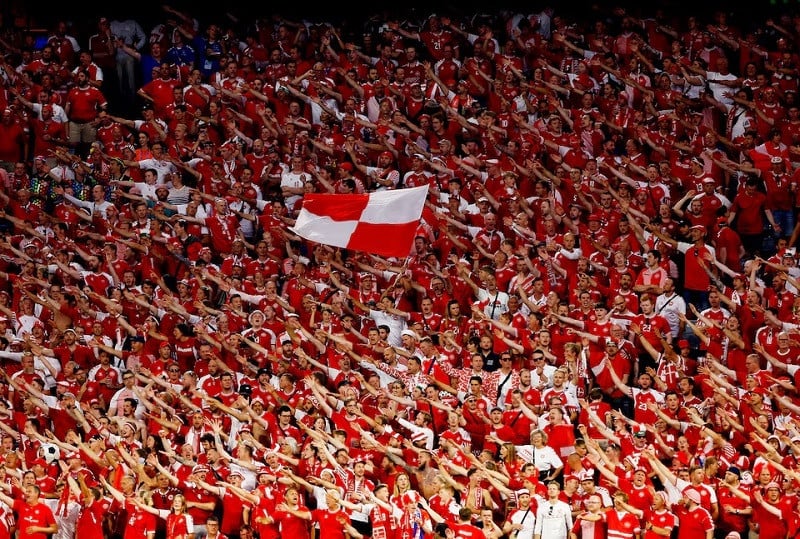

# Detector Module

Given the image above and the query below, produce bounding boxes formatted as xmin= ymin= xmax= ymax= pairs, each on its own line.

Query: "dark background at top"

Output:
xmin=2 ymin=0 xmax=785 ymax=45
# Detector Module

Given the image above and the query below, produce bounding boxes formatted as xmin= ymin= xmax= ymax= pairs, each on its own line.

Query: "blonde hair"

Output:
xmin=502 ymin=442 xmax=517 ymax=463
xmin=172 ymin=493 xmax=187 ymax=513
xmin=139 ymin=489 xmax=154 ymax=506
xmin=392 ymin=472 xmax=410 ymax=497
xmin=531 ymin=429 xmax=549 ymax=445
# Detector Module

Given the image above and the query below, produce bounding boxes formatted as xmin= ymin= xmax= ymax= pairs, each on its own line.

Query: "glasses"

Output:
xmin=548 ymin=506 xmax=554 ymax=516
xmin=168 ymin=368 xmax=180 ymax=373
xmin=501 ymin=357 xmax=511 ymax=361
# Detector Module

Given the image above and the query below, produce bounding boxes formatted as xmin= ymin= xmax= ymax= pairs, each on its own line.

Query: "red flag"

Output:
xmin=291 ymin=187 xmax=428 ymax=258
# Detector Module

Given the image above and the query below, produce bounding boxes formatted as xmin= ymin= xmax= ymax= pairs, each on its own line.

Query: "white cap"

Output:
xmin=401 ymin=329 xmax=418 ymax=340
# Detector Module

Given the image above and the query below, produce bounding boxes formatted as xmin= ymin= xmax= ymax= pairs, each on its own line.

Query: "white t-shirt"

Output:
xmin=280 ymin=171 xmax=306 ymax=212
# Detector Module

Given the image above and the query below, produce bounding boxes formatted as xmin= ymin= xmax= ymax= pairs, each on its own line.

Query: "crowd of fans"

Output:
xmin=0 ymin=3 xmax=800 ymax=539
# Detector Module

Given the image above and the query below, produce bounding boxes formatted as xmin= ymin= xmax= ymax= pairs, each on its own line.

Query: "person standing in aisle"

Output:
xmin=535 ymin=482 xmax=573 ymax=539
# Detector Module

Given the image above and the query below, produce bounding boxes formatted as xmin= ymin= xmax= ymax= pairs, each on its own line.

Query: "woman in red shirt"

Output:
xmin=132 ymin=493 xmax=194 ymax=539
xmin=171 ymin=323 xmax=198 ymax=371
xmin=498 ymin=442 xmax=526 ymax=480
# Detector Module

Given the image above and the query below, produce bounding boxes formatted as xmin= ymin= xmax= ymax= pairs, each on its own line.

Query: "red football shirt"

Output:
xmin=311 ymin=507 xmax=350 ymax=539
xmin=13 ymin=500 xmax=56 ymax=539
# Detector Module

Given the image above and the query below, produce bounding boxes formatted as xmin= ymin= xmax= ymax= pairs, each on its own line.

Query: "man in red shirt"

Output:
xmin=182 ymin=197 xmax=243 ymax=256
xmin=588 ymin=339 xmax=633 ymax=415
xmin=634 ymin=250 xmax=669 ymax=297
xmin=713 ymin=218 xmax=744 ymax=276
xmin=602 ymin=491 xmax=642 ymax=539
xmin=648 ymin=222 xmax=716 ymax=312
xmin=39 ymin=328 xmax=94 ymax=370
xmin=138 ymin=63 xmax=180 ymax=117
xmin=64 ymin=70 xmax=108 ymax=157
xmin=0 ymin=108 xmax=27 ymax=164
xmin=0 ymin=485 xmax=58 ymax=539
xmin=450 ymin=507 xmax=484 ymax=538
xmin=312 ymin=489 xmax=360 ymax=539
xmin=675 ymin=488 xmax=714 ymax=539
xmin=630 ymin=295 xmax=672 ymax=374
xmin=272 ymin=486 xmax=311 ymax=539
xmin=693 ymin=177 xmax=729 ymax=228
xmin=571 ymin=493 xmax=606 ymax=539
xmin=727 ymin=178 xmax=778 ymax=256
xmin=29 ymin=103 xmax=68 ymax=158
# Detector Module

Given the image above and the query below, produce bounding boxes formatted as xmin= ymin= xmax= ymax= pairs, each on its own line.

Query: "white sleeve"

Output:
xmin=64 ymin=193 xmax=92 ymax=211
xmin=155 ymin=509 xmax=170 ymax=520
xmin=559 ymin=248 xmax=581 ymax=260
xmin=0 ymin=351 xmax=23 ymax=361
xmin=108 ymin=390 xmax=122 ymax=413
xmin=675 ymin=477 xmax=690 ymax=491
xmin=230 ymin=287 xmax=266 ymax=306
xmin=663 ymin=480 xmax=682 ymax=505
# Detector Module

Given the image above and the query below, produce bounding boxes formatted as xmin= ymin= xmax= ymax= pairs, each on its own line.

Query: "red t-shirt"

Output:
xmin=730 ymin=190 xmax=768 ymax=235
xmin=218 ymin=489 xmax=249 ymax=536
xmin=677 ymin=242 xmax=715 ymax=292
xmin=643 ymin=509 xmax=677 ymax=539
xmin=75 ymin=496 xmax=111 ymax=539
xmin=674 ymin=505 xmax=714 ymax=539
xmin=311 ymin=507 xmax=350 ymax=539
xmin=65 ymin=86 xmax=106 ymax=122
xmin=13 ymin=500 xmax=56 ymax=539
xmin=123 ymin=500 xmax=158 ymax=539
xmin=450 ymin=522 xmax=485 ymax=538
xmin=273 ymin=506 xmax=310 ymax=539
